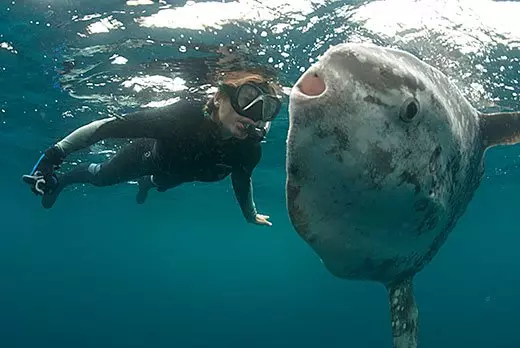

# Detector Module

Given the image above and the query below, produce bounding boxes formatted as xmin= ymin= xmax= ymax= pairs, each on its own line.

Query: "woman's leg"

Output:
xmin=135 ymin=173 xmax=183 ymax=204
xmin=41 ymin=139 xmax=155 ymax=208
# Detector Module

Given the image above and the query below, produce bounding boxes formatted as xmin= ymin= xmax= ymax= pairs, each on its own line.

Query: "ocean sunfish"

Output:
xmin=285 ymin=42 xmax=520 ymax=348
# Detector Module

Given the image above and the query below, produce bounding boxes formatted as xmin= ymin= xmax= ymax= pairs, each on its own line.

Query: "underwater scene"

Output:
xmin=1 ymin=1 xmax=519 ymax=347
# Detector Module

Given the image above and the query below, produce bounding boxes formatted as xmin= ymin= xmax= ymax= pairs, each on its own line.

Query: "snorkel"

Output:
xmin=244 ymin=121 xmax=271 ymax=142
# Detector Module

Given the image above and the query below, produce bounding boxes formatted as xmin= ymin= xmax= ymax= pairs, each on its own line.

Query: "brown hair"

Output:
xmin=220 ymin=70 xmax=281 ymax=94
xmin=205 ymin=70 xmax=282 ymax=116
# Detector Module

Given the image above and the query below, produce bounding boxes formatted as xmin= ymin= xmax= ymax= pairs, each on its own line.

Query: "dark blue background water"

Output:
xmin=1 ymin=1 xmax=519 ymax=347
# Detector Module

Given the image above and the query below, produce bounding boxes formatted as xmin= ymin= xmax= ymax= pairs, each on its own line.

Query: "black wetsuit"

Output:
xmin=47 ymin=98 xmax=261 ymax=221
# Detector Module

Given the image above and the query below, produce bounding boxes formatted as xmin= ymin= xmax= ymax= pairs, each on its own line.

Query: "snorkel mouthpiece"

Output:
xmin=245 ymin=123 xmax=267 ymax=142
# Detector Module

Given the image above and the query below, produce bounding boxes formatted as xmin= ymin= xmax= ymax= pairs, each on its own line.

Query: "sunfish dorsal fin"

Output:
xmin=480 ymin=111 xmax=520 ymax=149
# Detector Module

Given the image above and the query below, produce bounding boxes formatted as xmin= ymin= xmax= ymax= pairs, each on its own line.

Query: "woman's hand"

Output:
xmin=253 ymin=213 xmax=272 ymax=226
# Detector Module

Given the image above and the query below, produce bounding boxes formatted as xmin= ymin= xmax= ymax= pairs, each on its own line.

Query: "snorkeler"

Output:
xmin=22 ymin=70 xmax=282 ymax=227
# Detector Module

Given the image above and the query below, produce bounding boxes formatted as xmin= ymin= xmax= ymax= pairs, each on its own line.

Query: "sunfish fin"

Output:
xmin=386 ymin=277 xmax=419 ymax=348
xmin=480 ymin=111 xmax=520 ymax=149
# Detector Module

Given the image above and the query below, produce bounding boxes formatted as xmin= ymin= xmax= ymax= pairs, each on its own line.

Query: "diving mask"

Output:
xmin=220 ymin=82 xmax=281 ymax=123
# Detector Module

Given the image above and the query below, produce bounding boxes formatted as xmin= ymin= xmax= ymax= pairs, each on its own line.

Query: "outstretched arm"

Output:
xmin=230 ymin=146 xmax=271 ymax=226
xmin=56 ymin=103 xmax=182 ymax=157
xmin=231 ymin=168 xmax=258 ymax=222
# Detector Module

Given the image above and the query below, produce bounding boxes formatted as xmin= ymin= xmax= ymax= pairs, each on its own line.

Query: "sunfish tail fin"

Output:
xmin=386 ymin=277 xmax=419 ymax=348
xmin=480 ymin=111 xmax=520 ymax=149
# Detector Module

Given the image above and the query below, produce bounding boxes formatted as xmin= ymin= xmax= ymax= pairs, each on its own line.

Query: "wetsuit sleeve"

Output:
xmin=55 ymin=103 xmax=191 ymax=157
xmin=231 ymin=144 xmax=261 ymax=222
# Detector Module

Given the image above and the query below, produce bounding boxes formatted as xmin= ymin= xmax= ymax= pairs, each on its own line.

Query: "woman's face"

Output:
xmin=216 ymin=95 xmax=260 ymax=140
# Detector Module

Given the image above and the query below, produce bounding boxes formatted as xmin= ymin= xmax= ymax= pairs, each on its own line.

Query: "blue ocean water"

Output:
xmin=1 ymin=0 xmax=519 ymax=347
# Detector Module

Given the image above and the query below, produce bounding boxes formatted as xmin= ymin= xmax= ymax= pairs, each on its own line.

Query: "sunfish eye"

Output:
xmin=400 ymin=97 xmax=420 ymax=123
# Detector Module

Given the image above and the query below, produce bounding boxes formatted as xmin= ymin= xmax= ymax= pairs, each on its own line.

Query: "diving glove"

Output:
xmin=22 ymin=145 xmax=64 ymax=195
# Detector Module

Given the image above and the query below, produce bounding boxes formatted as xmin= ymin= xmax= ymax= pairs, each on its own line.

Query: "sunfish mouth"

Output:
xmin=292 ymin=69 xmax=327 ymax=100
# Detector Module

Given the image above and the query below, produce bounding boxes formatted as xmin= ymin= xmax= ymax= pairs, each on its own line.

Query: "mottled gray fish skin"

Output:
xmin=286 ymin=41 xmax=520 ymax=348
xmin=286 ymin=42 xmax=485 ymax=284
